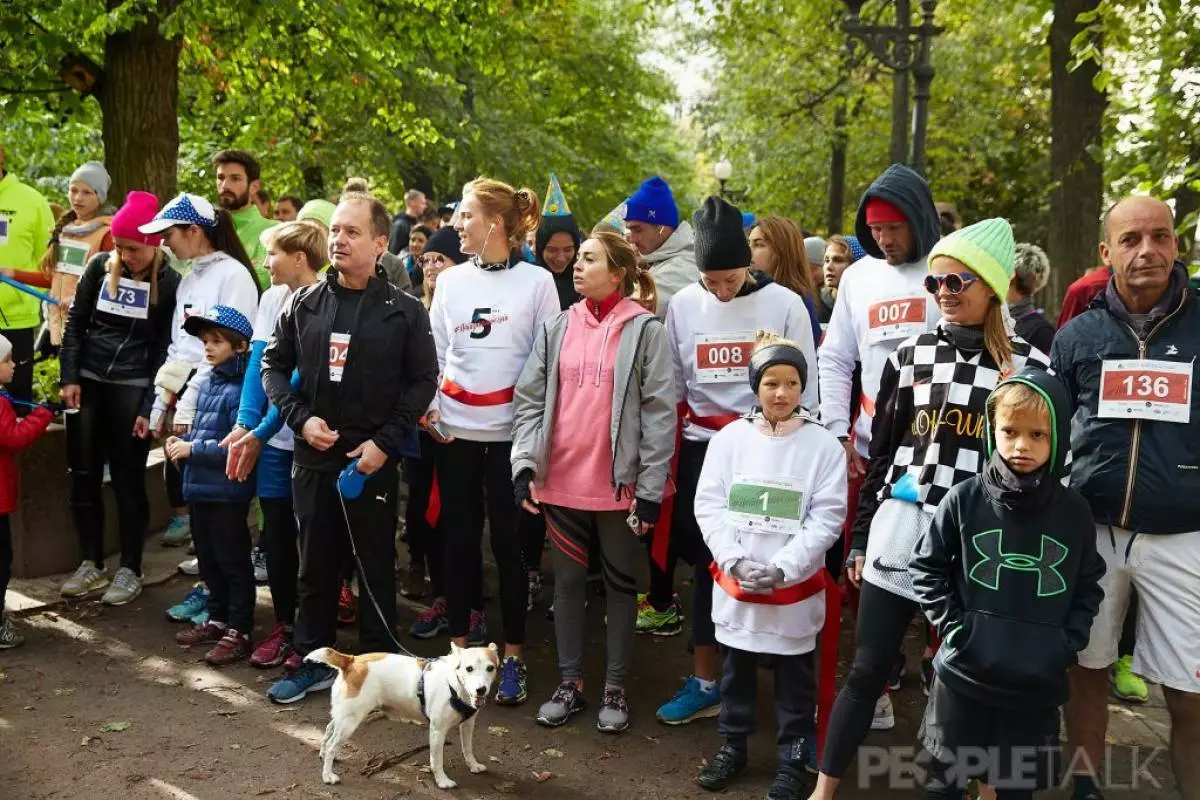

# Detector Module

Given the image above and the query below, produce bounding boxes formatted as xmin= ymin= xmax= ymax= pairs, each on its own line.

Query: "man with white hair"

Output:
xmin=1005 ymin=242 xmax=1055 ymax=354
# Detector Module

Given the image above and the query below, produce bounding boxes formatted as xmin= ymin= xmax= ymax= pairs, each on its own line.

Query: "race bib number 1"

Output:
xmin=55 ymin=238 xmax=90 ymax=276
xmin=695 ymin=332 xmax=755 ymax=383
xmin=96 ymin=277 xmax=150 ymax=319
xmin=867 ymin=296 xmax=926 ymax=344
xmin=727 ymin=476 xmax=805 ymax=535
xmin=329 ymin=333 xmax=351 ymax=383
xmin=1099 ymin=359 xmax=1192 ymax=423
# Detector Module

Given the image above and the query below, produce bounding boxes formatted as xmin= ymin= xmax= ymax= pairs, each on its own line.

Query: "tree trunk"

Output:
xmin=827 ymin=103 xmax=848 ymax=234
xmin=1046 ymin=0 xmax=1105 ymax=316
xmin=98 ymin=4 xmax=182 ymax=201
xmin=1177 ymin=179 xmax=1199 ymax=263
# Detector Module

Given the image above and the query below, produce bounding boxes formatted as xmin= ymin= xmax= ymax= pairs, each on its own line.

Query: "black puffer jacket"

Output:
xmin=1051 ymin=263 xmax=1200 ymax=534
xmin=59 ymin=251 xmax=181 ymax=417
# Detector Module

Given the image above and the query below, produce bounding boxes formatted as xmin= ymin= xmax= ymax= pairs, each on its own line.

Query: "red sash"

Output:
xmin=709 ymin=562 xmax=825 ymax=605
xmin=440 ymin=378 xmax=514 ymax=407
xmin=684 ymin=405 xmax=742 ymax=431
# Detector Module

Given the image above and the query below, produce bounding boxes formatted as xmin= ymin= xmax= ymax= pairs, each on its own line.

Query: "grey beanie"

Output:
xmin=70 ymin=161 xmax=111 ymax=204
xmin=804 ymin=236 xmax=827 ymax=268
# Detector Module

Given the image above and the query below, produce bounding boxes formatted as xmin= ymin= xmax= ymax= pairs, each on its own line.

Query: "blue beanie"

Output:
xmin=844 ymin=235 xmax=867 ymax=263
xmin=622 ymin=176 xmax=679 ymax=228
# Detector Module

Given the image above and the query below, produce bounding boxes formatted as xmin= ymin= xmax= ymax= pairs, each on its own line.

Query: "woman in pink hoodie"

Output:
xmin=511 ymin=231 xmax=676 ymax=734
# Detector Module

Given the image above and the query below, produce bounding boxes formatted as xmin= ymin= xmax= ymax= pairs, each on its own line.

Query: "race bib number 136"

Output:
xmin=1099 ymin=359 xmax=1192 ymax=423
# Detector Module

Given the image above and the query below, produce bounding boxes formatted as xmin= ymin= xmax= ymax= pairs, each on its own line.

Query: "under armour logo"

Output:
xmin=1166 ymin=344 xmax=1179 ymax=355
xmin=969 ymin=530 xmax=1068 ymax=597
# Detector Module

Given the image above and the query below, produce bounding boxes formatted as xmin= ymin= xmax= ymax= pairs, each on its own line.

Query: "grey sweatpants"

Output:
xmin=543 ymin=504 xmax=640 ymax=689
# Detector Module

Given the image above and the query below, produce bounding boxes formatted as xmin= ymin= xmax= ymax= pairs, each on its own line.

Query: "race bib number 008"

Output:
xmin=727 ymin=476 xmax=805 ymax=535
xmin=867 ymin=296 xmax=926 ymax=344
xmin=1099 ymin=359 xmax=1191 ymax=424
xmin=96 ymin=277 xmax=150 ymax=319
xmin=695 ymin=332 xmax=754 ymax=384
xmin=329 ymin=333 xmax=351 ymax=383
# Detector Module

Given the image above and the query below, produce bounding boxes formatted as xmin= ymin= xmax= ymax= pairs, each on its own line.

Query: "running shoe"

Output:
xmin=635 ymin=594 xmax=683 ymax=637
xmin=536 ymin=681 xmax=586 ymax=727
xmin=205 ymin=628 xmax=249 ymax=666
xmin=0 ymin=617 xmax=25 ymax=649
xmin=596 ymin=687 xmax=630 ymax=733
xmin=337 ymin=583 xmax=356 ymax=626
xmin=101 ymin=567 xmax=142 ymax=606
xmin=61 ymin=561 xmax=109 ymax=598
xmin=409 ymin=597 xmax=449 ymax=639
xmin=466 ymin=609 xmax=489 ymax=647
xmin=252 ymin=548 xmax=268 ymax=584
xmin=495 ymin=656 xmax=528 ymax=706
xmin=178 ymin=557 xmax=200 ymax=576
xmin=1110 ymin=654 xmax=1149 ymax=703
xmin=268 ymin=661 xmax=336 ymax=704
xmin=871 ymin=694 xmax=895 ymax=731
xmin=250 ymin=623 xmax=294 ymax=668
xmin=176 ymin=621 xmax=226 ymax=647
xmin=166 ymin=585 xmax=208 ymax=622
xmin=656 ymin=676 xmax=720 ymax=725
xmin=161 ymin=514 xmax=191 ymax=547
xmin=696 ymin=744 xmax=747 ymax=791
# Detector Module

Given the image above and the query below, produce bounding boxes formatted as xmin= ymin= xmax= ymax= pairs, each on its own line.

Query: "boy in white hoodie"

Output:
xmin=693 ymin=335 xmax=847 ymax=800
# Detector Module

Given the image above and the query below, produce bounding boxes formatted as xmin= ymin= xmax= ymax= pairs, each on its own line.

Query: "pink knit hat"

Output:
xmin=110 ymin=191 xmax=163 ymax=246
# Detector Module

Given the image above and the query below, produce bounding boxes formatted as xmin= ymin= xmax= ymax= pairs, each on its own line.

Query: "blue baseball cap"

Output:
xmin=139 ymin=192 xmax=218 ymax=234
xmin=182 ymin=305 xmax=253 ymax=342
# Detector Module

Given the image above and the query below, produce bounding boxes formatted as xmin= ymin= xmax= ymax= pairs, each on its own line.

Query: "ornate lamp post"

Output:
xmin=714 ymin=156 xmax=733 ymax=198
xmin=841 ymin=0 xmax=942 ymax=174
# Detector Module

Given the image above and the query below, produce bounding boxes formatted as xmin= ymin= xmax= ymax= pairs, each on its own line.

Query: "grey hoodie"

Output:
xmin=643 ymin=221 xmax=699 ymax=319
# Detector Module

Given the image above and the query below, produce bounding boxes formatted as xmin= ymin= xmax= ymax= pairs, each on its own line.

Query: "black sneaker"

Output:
xmin=1072 ymin=776 xmax=1105 ymax=800
xmin=887 ymin=650 xmax=906 ymax=692
xmin=765 ymin=766 xmax=812 ymax=800
xmin=920 ymin=656 xmax=934 ymax=696
xmin=696 ymin=744 xmax=747 ymax=792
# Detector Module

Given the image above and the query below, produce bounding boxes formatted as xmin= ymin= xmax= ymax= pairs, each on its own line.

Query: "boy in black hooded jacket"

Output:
xmin=910 ymin=368 xmax=1105 ymax=799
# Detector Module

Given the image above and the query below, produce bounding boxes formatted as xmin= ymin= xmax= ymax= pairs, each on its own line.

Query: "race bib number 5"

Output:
xmin=96 ymin=277 xmax=150 ymax=319
xmin=1099 ymin=359 xmax=1192 ymax=423
xmin=727 ymin=476 xmax=805 ymax=535
xmin=329 ymin=333 xmax=351 ymax=383
xmin=867 ymin=296 xmax=926 ymax=344
xmin=695 ymin=332 xmax=754 ymax=383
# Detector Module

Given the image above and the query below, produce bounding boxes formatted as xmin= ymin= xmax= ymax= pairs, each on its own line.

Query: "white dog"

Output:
xmin=306 ymin=642 xmax=500 ymax=788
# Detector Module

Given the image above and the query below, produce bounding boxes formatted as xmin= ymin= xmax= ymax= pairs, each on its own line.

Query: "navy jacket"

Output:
xmin=183 ymin=354 xmax=255 ymax=503
xmin=1051 ymin=264 xmax=1200 ymax=534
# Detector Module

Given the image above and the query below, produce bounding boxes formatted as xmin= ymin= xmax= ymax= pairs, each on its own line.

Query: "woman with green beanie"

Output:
xmin=810 ymin=218 xmax=1053 ymax=799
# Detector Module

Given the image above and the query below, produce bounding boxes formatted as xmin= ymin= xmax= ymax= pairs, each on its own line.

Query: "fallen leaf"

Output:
xmin=488 ymin=756 xmax=502 ymax=764
xmin=542 ymin=747 xmax=564 ymax=758
xmin=533 ymin=770 xmax=554 ymax=783
xmin=54 ymin=687 xmax=75 ymax=697
xmin=492 ymin=781 xmax=518 ymax=794
xmin=230 ymin=743 xmax=241 ymax=750
xmin=487 ymin=725 xmax=508 ymax=736
xmin=101 ymin=721 xmax=132 ymax=733
xmin=80 ymin=736 xmax=93 ymax=746
xmin=643 ymin=735 xmax=659 ymax=744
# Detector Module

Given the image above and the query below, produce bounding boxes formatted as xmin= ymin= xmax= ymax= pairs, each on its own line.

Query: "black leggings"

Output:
xmin=66 ymin=379 xmax=152 ymax=573
xmin=820 ymin=580 xmax=919 ymax=777
xmin=402 ymin=432 xmax=446 ymax=597
xmin=3 ymin=327 xmax=34 ymax=411
xmin=165 ymin=453 xmax=186 ymax=508
xmin=261 ymin=497 xmax=299 ymax=625
xmin=0 ymin=514 xmax=11 ymax=613
xmin=434 ymin=438 xmax=525 ymax=644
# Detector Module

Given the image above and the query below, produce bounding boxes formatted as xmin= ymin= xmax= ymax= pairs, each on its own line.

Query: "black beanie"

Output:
xmin=749 ymin=343 xmax=808 ymax=394
xmin=692 ymin=195 xmax=752 ymax=272
xmin=424 ymin=226 xmax=466 ymax=265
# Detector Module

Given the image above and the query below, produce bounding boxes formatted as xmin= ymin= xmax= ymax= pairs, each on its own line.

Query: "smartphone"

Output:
xmin=427 ymin=417 xmax=451 ymax=440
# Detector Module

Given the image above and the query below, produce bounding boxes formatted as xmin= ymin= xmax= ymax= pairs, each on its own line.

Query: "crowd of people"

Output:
xmin=0 ymin=142 xmax=1198 ymax=800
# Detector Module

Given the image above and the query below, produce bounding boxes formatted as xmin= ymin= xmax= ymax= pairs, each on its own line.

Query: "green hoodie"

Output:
xmin=0 ymin=171 xmax=55 ymax=330
xmin=228 ymin=204 xmax=276 ymax=289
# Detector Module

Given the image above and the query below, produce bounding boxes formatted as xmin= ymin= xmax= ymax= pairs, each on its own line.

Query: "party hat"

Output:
xmin=543 ymin=173 xmax=571 ymax=217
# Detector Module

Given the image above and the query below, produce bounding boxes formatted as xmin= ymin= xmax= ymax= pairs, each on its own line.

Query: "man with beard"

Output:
xmin=212 ymin=149 xmax=277 ymax=289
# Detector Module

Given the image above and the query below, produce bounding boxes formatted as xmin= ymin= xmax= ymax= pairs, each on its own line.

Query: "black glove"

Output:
xmin=635 ymin=498 xmax=661 ymax=526
xmin=513 ymin=468 xmax=535 ymax=508
xmin=845 ymin=548 xmax=866 ymax=572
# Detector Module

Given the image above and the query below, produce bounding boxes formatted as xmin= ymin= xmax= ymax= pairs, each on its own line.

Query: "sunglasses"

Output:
xmin=418 ymin=253 xmax=448 ymax=268
xmin=924 ymin=272 xmax=979 ymax=295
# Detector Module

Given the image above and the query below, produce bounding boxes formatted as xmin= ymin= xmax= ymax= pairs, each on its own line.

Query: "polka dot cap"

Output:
xmin=138 ymin=192 xmax=218 ymax=234
xmin=181 ymin=304 xmax=254 ymax=341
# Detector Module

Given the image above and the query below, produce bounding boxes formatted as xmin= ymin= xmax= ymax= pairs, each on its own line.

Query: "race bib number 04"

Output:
xmin=727 ymin=476 xmax=805 ymax=535
xmin=1099 ymin=359 xmax=1192 ymax=424
xmin=695 ymin=332 xmax=754 ymax=384
xmin=55 ymin=238 xmax=90 ymax=276
xmin=96 ymin=277 xmax=150 ymax=319
xmin=329 ymin=332 xmax=351 ymax=383
xmin=867 ymin=296 xmax=926 ymax=345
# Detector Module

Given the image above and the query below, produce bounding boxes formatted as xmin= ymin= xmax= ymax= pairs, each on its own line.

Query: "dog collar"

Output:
xmin=416 ymin=659 xmax=478 ymax=721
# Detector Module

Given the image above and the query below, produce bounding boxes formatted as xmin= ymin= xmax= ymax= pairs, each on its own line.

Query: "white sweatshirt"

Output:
xmin=250 ymin=284 xmax=296 ymax=451
xmin=816 ymin=255 xmax=938 ymax=457
xmin=666 ymin=279 xmax=818 ymax=442
xmin=429 ymin=260 xmax=559 ymax=441
xmin=696 ymin=415 xmax=847 ymax=655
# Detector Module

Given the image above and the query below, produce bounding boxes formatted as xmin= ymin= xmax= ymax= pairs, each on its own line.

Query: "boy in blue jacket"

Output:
xmin=910 ymin=368 xmax=1105 ymax=798
xmin=165 ymin=306 xmax=257 ymax=666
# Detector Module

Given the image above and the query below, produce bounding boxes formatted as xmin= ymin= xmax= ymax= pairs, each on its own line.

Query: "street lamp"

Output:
xmin=714 ymin=157 xmax=733 ymax=198
xmin=841 ymin=0 xmax=942 ymax=174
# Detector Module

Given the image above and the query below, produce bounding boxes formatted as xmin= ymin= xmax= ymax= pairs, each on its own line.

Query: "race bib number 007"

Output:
xmin=695 ymin=332 xmax=754 ymax=384
xmin=867 ymin=296 xmax=926 ymax=345
xmin=727 ymin=476 xmax=805 ymax=535
xmin=329 ymin=333 xmax=351 ymax=383
xmin=96 ymin=277 xmax=150 ymax=319
xmin=1099 ymin=359 xmax=1192 ymax=424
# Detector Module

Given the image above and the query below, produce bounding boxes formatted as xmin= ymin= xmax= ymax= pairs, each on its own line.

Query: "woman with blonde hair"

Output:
xmin=749 ymin=216 xmax=822 ymax=345
xmin=426 ymin=177 xmax=559 ymax=705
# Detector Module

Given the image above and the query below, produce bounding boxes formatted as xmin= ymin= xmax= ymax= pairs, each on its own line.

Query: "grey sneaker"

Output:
xmin=252 ymin=548 xmax=268 ymax=584
xmin=101 ymin=567 xmax=143 ymax=606
xmin=536 ymin=682 xmax=586 ymax=727
xmin=0 ymin=617 xmax=25 ymax=649
xmin=61 ymin=561 xmax=109 ymax=598
xmin=597 ymin=687 xmax=630 ymax=733
xmin=161 ymin=515 xmax=191 ymax=547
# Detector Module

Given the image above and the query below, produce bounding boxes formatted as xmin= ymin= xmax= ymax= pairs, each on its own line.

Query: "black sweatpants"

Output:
xmin=66 ymin=379 xmax=152 ymax=573
xmin=720 ymin=645 xmax=817 ymax=765
xmin=191 ymin=500 xmax=254 ymax=634
xmin=0 ymin=514 xmax=11 ymax=614
xmin=821 ymin=580 xmax=919 ymax=777
xmin=434 ymin=438 xmax=525 ymax=644
xmin=292 ymin=463 xmax=400 ymax=655
xmin=165 ymin=455 xmax=186 ymax=508
xmin=260 ymin=497 xmax=299 ymax=625
xmin=402 ymin=432 xmax=445 ymax=597
xmin=647 ymin=438 xmax=715 ymax=647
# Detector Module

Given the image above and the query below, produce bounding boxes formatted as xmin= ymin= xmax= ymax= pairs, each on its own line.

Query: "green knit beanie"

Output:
xmin=928 ymin=217 xmax=1015 ymax=301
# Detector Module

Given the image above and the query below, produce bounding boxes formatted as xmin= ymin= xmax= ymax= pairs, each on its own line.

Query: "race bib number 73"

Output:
xmin=1099 ymin=359 xmax=1192 ymax=424
xmin=96 ymin=277 xmax=150 ymax=319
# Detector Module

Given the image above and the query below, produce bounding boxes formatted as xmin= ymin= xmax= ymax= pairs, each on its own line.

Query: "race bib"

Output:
xmin=727 ymin=475 xmax=805 ymax=535
xmin=695 ymin=332 xmax=755 ymax=384
xmin=867 ymin=296 xmax=926 ymax=345
xmin=329 ymin=333 xmax=351 ymax=383
xmin=55 ymin=238 xmax=90 ymax=276
xmin=96 ymin=277 xmax=150 ymax=319
xmin=457 ymin=306 xmax=513 ymax=350
xmin=0 ymin=214 xmax=9 ymax=246
xmin=1099 ymin=359 xmax=1192 ymax=424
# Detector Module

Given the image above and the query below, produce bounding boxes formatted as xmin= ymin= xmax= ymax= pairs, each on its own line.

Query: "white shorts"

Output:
xmin=1077 ymin=524 xmax=1200 ymax=693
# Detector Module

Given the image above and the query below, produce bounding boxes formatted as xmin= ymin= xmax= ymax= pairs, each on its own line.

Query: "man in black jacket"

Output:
xmin=262 ymin=192 xmax=438 ymax=704
xmin=1053 ymin=195 xmax=1200 ymax=800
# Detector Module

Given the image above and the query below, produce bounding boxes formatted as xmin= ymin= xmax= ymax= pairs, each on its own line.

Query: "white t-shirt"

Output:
xmin=251 ymin=284 xmax=295 ymax=451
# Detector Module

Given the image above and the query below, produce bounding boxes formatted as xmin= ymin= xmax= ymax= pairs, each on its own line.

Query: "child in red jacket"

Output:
xmin=0 ymin=334 xmax=55 ymax=649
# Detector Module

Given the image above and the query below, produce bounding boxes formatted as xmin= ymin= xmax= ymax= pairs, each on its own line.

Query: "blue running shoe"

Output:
xmin=656 ymin=675 xmax=720 ymax=725
xmin=495 ymin=655 xmax=528 ymax=706
xmin=166 ymin=585 xmax=208 ymax=622
xmin=409 ymin=597 xmax=449 ymax=639
xmin=267 ymin=662 xmax=336 ymax=704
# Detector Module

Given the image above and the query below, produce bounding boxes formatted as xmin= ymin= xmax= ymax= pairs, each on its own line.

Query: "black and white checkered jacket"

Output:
xmin=850 ymin=322 xmax=1051 ymax=551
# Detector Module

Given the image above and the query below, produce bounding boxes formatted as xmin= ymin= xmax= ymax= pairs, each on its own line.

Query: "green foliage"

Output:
xmin=32 ymin=358 xmax=60 ymax=406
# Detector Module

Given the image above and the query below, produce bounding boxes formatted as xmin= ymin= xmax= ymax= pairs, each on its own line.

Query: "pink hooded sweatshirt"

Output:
xmin=537 ymin=295 xmax=651 ymax=510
